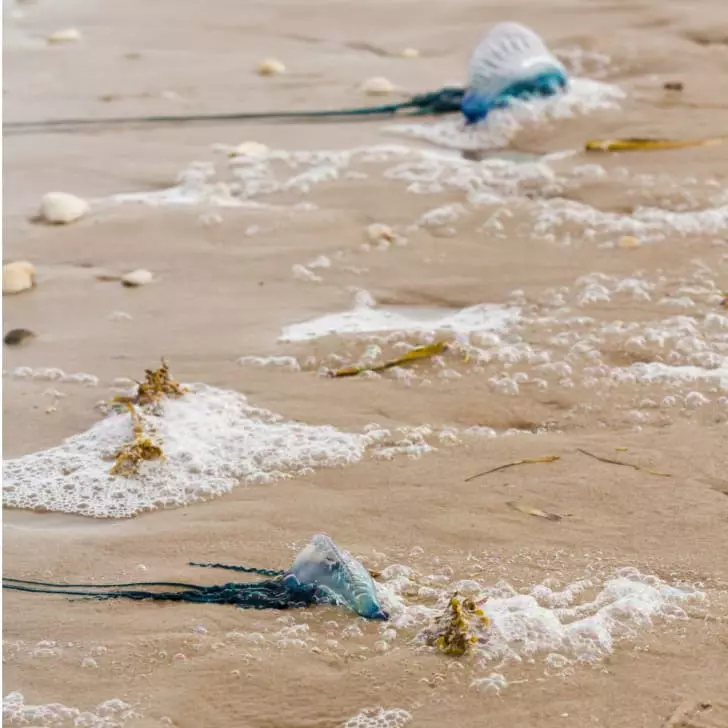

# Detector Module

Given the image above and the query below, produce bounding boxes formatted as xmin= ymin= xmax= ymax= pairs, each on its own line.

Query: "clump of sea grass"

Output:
xmin=110 ymin=403 xmax=164 ymax=477
xmin=424 ymin=592 xmax=490 ymax=656
xmin=110 ymin=359 xmax=185 ymax=477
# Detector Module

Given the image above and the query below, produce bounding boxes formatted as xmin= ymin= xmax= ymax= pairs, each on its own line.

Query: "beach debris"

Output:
xmin=400 ymin=48 xmax=420 ymax=59
xmin=360 ymin=76 xmax=396 ymax=96
xmin=327 ymin=341 xmax=449 ymax=378
xmin=465 ymin=455 xmax=560 ymax=482
xmin=576 ymin=448 xmax=672 ymax=477
xmin=423 ymin=592 xmax=490 ymax=656
xmin=365 ymin=222 xmax=404 ymax=247
xmin=3 ymin=534 xmax=389 ymax=620
xmin=46 ymin=28 xmax=82 ymax=44
xmin=110 ymin=402 xmax=164 ymax=476
xmin=506 ymin=500 xmax=562 ymax=521
xmin=585 ymin=136 xmax=727 ymax=152
xmin=3 ymin=261 xmax=36 ymax=295
xmin=39 ymin=192 xmax=89 ymax=224
xmin=114 ymin=359 xmax=187 ymax=408
xmin=256 ymin=58 xmax=286 ymax=76
xmin=663 ymin=81 xmax=684 ymax=91
xmin=720 ymin=293 xmax=728 ymax=309
xmin=121 ymin=269 xmax=154 ymax=288
xmin=618 ymin=235 xmax=641 ymax=249
xmin=4 ymin=329 xmax=36 ymax=347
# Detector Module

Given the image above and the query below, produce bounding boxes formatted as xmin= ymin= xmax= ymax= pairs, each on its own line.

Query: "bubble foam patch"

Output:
xmin=1 ymin=384 xmax=433 ymax=518
xmin=2 ymin=692 xmax=139 ymax=727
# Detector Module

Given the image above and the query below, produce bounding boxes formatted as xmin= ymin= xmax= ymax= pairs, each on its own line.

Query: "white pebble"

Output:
xmin=3 ymin=261 xmax=36 ymax=295
xmin=400 ymin=48 xmax=420 ymax=58
xmin=121 ymin=269 xmax=154 ymax=287
xmin=360 ymin=77 xmax=396 ymax=96
xmin=46 ymin=28 xmax=82 ymax=44
xmin=40 ymin=192 xmax=89 ymax=224
xmin=256 ymin=59 xmax=285 ymax=76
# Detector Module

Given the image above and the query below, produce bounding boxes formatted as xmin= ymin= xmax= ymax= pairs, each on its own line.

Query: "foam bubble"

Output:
xmin=342 ymin=707 xmax=413 ymax=728
xmin=2 ymin=692 xmax=138 ymax=727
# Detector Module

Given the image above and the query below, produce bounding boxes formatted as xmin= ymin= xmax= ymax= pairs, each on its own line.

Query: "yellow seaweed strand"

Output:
xmin=110 ymin=403 xmax=165 ymax=477
xmin=576 ymin=448 xmax=671 ymax=477
xmin=328 ymin=341 xmax=449 ymax=378
xmin=506 ymin=500 xmax=562 ymax=521
xmin=465 ymin=455 xmax=560 ymax=482
xmin=585 ymin=136 xmax=728 ymax=153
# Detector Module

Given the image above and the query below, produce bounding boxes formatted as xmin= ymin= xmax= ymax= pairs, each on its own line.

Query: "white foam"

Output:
xmin=628 ymin=362 xmax=728 ymax=391
xmin=342 ymin=707 xmax=413 ymax=728
xmin=375 ymin=566 xmax=702 ymax=688
xmin=279 ymin=303 xmax=521 ymax=342
xmin=2 ymin=692 xmax=139 ymax=727
xmin=1 ymin=383 xmax=434 ymax=518
xmin=387 ymin=78 xmax=625 ymax=151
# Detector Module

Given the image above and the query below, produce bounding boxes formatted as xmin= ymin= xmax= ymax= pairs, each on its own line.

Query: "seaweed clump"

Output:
xmin=423 ymin=592 xmax=491 ymax=656
xmin=110 ymin=359 xmax=186 ymax=477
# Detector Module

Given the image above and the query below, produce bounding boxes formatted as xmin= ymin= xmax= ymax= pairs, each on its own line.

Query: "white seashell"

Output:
xmin=3 ymin=261 xmax=36 ymax=295
xmin=360 ymin=77 xmax=396 ymax=96
xmin=366 ymin=223 xmax=405 ymax=247
xmin=121 ymin=269 xmax=154 ymax=287
xmin=400 ymin=48 xmax=420 ymax=59
xmin=46 ymin=28 xmax=82 ymax=44
xmin=40 ymin=192 xmax=89 ymax=224
xmin=256 ymin=59 xmax=285 ymax=76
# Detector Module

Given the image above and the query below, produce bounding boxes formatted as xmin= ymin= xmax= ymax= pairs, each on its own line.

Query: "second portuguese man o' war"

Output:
xmin=461 ymin=22 xmax=568 ymax=125
xmin=2 ymin=534 xmax=389 ymax=621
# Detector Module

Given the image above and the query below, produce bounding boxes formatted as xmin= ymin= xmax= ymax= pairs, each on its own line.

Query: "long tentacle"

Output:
xmin=3 ymin=576 xmax=206 ymax=590
xmin=188 ymin=562 xmax=285 ymax=577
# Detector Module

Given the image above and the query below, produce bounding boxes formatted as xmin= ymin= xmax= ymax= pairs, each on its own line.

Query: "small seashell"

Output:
xmin=40 ymin=192 xmax=89 ymax=224
xmin=360 ymin=76 xmax=396 ymax=96
xmin=256 ymin=58 xmax=285 ymax=76
xmin=121 ymin=269 xmax=154 ymax=287
xmin=618 ymin=235 xmax=641 ymax=249
xmin=4 ymin=329 xmax=36 ymax=347
xmin=400 ymin=48 xmax=420 ymax=58
xmin=46 ymin=28 xmax=82 ymax=44
xmin=3 ymin=261 xmax=36 ymax=295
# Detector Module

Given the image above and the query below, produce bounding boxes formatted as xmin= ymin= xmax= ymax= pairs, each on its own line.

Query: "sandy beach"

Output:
xmin=3 ymin=0 xmax=728 ymax=726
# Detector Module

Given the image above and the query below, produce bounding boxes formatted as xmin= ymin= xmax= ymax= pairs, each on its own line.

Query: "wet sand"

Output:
xmin=3 ymin=0 xmax=728 ymax=726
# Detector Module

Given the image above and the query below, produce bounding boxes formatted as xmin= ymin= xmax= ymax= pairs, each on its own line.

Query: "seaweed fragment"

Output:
xmin=465 ymin=455 xmax=560 ymax=482
xmin=114 ymin=358 xmax=187 ymax=408
xmin=327 ymin=341 xmax=449 ymax=378
xmin=110 ymin=403 xmax=164 ymax=477
xmin=585 ymin=135 xmax=728 ymax=152
xmin=506 ymin=500 xmax=562 ymax=521
xmin=424 ymin=592 xmax=490 ymax=656
xmin=577 ymin=448 xmax=671 ymax=477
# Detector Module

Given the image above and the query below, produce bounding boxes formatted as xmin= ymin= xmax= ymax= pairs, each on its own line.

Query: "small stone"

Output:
xmin=400 ymin=48 xmax=420 ymax=58
xmin=360 ymin=77 xmax=396 ymax=96
xmin=46 ymin=28 xmax=82 ymax=44
xmin=256 ymin=58 xmax=285 ymax=76
xmin=3 ymin=261 xmax=36 ymax=295
xmin=121 ymin=269 xmax=153 ymax=287
xmin=40 ymin=192 xmax=89 ymax=224
xmin=663 ymin=81 xmax=683 ymax=91
xmin=4 ymin=329 xmax=36 ymax=347
xmin=618 ymin=235 xmax=641 ymax=249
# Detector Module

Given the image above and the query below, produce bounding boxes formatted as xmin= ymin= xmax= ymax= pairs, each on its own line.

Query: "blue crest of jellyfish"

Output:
xmin=462 ymin=22 xmax=568 ymax=125
xmin=284 ymin=534 xmax=389 ymax=620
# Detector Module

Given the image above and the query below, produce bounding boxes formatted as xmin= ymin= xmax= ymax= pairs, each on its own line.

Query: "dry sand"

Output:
xmin=3 ymin=0 xmax=728 ymax=726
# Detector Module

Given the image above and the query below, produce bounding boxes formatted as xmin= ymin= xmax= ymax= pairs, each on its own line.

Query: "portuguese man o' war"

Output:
xmin=461 ymin=22 xmax=568 ymax=125
xmin=2 ymin=534 xmax=389 ymax=621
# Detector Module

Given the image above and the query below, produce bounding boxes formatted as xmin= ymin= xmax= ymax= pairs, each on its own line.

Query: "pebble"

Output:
xmin=40 ymin=192 xmax=89 ymax=224
xmin=121 ymin=269 xmax=153 ymax=287
xmin=256 ymin=58 xmax=285 ymax=76
xmin=4 ymin=329 xmax=36 ymax=347
xmin=360 ymin=76 xmax=396 ymax=96
xmin=46 ymin=28 xmax=82 ymax=44
xmin=3 ymin=261 xmax=36 ymax=295
xmin=400 ymin=48 xmax=420 ymax=58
